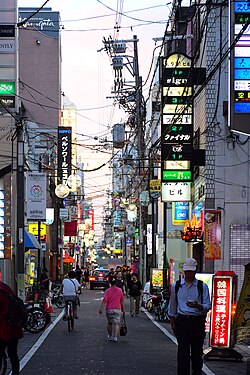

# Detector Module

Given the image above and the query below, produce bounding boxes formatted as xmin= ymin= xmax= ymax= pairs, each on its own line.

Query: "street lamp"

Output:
xmin=55 ymin=173 xmax=82 ymax=198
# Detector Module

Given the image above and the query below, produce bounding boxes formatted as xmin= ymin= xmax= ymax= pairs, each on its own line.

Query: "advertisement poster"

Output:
xmin=204 ymin=209 xmax=221 ymax=260
xmin=26 ymin=173 xmax=46 ymax=221
xmin=232 ymin=263 xmax=250 ymax=345
xmin=151 ymin=268 xmax=163 ymax=289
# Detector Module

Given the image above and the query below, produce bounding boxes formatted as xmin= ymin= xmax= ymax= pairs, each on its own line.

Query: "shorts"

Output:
xmin=106 ymin=309 xmax=121 ymax=324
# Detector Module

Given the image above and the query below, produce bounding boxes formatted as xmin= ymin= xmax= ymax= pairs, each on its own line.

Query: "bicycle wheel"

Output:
xmin=55 ymin=296 xmax=65 ymax=308
xmin=146 ymin=298 xmax=153 ymax=312
xmin=25 ymin=307 xmax=48 ymax=333
xmin=0 ymin=352 xmax=7 ymax=375
xmin=67 ymin=304 xmax=74 ymax=332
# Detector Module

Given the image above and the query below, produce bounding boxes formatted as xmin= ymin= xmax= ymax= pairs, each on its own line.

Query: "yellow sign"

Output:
xmin=150 ymin=180 xmax=161 ymax=193
xmin=28 ymin=223 xmax=47 ymax=236
xmin=114 ymin=249 xmax=122 ymax=255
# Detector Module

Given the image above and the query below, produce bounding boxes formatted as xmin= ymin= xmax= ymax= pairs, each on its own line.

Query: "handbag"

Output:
xmin=70 ymin=279 xmax=80 ymax=306
xmin=120 ymin=312 xmax=127 ymax=336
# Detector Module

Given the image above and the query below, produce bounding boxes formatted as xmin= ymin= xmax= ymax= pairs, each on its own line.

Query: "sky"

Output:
xmin=18 ymin=0 xmax=170 ymax=238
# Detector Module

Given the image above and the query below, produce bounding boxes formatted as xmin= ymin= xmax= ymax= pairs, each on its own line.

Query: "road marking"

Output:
xmin=143 ymin=309 xmax=216 ymax=375
xmin=9 ymin=310 xmax=64 ymax=374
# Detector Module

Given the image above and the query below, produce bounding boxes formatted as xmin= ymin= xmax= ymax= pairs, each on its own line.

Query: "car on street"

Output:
xmin=89 ymin=269 xmax=110 ymax=290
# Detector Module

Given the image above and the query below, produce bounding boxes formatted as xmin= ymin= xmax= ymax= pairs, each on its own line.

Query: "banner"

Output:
xmin=64 ymin=220 xmax=77 ymax=236
xmin=204 ymin=209 xmax=221 ymax=260
xmin=232 ymin=263 xmax=250 ymax=345
xmin=27 ymin=173 xmax=46 ymax=221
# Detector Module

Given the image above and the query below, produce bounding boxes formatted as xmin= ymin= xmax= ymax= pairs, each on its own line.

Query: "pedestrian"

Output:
xmin=74 ymin=265 xmax=83 ymax=284
xmin=99 ymin=276 xmax=125 ymax=342
xmin=0 ymin=281 xmax=23 ymax=375
xmin=128 ymin=273 xmax=142 ymax=317
xmin=61 ymin=271 xmax=81 ymax=319
xmin=116 ymin=271 xmax=126 ymax=294
xmin=83 ymin=267 xmax=90 ymax=286
xmin=168 ymin=258 xmax=211 ymax=375
xmin=40 ymin=267 xmax=50 ymax=297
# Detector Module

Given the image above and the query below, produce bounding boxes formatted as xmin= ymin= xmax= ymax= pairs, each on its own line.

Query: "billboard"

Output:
xmin=57 ymin=127 xmax=72 ymax=185
xmin=26 ymin=173 xmax=47 ymax=221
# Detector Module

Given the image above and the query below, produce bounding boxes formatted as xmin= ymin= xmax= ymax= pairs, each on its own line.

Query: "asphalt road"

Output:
xmin=5 ymin=288 xmax=249 ymax=375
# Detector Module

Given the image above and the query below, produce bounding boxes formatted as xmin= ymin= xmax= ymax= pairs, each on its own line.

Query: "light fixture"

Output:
xmin=180 ymin=214 xmax=203 ymax=242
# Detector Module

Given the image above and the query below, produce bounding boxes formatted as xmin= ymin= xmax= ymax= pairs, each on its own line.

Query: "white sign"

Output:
xmin=27 ymin=173 xmax=46 ymax=220
xmin=59 ymin=208 xmax=69 ymax=221
xmin=0 ymin=40 xmax=15 ymax=52
xmin=46 ymin=208 xmax=54 ymax=225
xmin=147 ymin=224 xmax=152 ymax=255
xmin=161 ymin=182 xmax=191 ymax=202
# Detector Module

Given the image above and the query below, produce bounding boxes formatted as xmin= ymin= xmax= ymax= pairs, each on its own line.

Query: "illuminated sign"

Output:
xmin=210 ymin=275 xmax=233 ymax=348
xmin=0 ymin=82 xmax=15 ymax=95
xmin=0 ymin=190 xmax=4 ymax=259
xmin=229 ymin=0 xmax=250 ymax=133
xmin=0 ymin=96 xmax=15 ymax=109
xmin=172 ymin=202 xmax=189 ymax=225
xmin=58 ymin=127 xmax=72 ymax=185
xmin=161 ymin=182 xmax=191 ymax=202
xmin=162 ymin=170 xmax=192 ymax=182
xmin=160 ymin=53 xmax=194 ymax=187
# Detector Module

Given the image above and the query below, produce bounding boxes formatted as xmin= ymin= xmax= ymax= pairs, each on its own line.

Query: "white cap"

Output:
xmin=182 ymin=258 xmax=198 ymax=271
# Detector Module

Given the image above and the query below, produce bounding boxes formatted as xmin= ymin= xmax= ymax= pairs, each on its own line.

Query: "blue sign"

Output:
xmin=172 ymin=202 xmax=189 ymax=225
xmin=234 ymin=102 xmax=250 ymax=112
xmin=235 ymin=58 xmax=250 ymax=69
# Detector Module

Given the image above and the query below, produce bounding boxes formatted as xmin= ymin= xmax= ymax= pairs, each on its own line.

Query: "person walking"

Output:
xmin=168 ymin=258 xmax=211 ymax=375
xmin=0 ymin=281 xmax=23 ymax=375
xmin=61 ymin=271 xmax=81 ymax=319
xmin=127 ymin=273 xmax=142 ymax=317
xmin=99 ymin=276 xmax=125 ymax=342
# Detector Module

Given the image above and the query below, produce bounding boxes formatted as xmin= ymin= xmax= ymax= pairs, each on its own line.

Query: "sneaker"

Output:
xmin=130 ymin=312 xmax=134 ymax=317
xmin=113 ymin=337 xmax=118 ymax=342
xmin=62 ymin=315 xmax=67 ymax=321
xmin=108 ymin=335 xmax=113 ymax=341
xmin=74 ymin=315 xmax=79 ymax=319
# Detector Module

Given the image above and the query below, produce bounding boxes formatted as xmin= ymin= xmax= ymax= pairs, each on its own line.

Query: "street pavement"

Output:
xmin=5 ymin=287 xmax=250 ymax=375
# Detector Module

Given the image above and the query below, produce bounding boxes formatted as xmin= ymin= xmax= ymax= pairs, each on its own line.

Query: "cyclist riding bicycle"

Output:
xmin=61 ymin=271 xmax=81 ymax=320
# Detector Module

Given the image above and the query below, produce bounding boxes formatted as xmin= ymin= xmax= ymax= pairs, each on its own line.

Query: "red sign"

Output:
xmin=64 ymin=220 xmax=77 ymax=236
xmin=204 ymin=209 xmax=221 ymax=260
xmin=210 ymin=276 xmax=232 ymax=348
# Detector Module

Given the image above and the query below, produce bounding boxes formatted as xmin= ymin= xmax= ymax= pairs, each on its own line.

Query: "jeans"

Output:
xmin=0 ymin=338 xmax=20 ymax=375
xmin=175 ymin=314 xmax=206 ymax=375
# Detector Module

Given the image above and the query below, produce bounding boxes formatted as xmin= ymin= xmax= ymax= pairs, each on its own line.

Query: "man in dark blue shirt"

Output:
xmin=168 ymin=258 xmax=211 ymax=375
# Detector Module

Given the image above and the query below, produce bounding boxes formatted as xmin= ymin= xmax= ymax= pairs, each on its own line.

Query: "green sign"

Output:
xmin=0 ymin=82 xmax=15 ymax=95
xmin=162 ymin=170 xmax=192 ymax=181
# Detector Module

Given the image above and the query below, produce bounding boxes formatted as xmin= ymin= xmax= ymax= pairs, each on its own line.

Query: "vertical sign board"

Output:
xmin=204 ymin=209 xmax=222 ymax=260
xmin=58 ymin=127 xmax=72 ymax=185
xmin=26 ymin=173 xmax=47 ymax=221
xmin=160 ymin=53 xmax=193 ymax=185
xmin=210 ymin=275 xmax=233 ymax=347
xmin=229 ymin=0 xmax=250 ymax=134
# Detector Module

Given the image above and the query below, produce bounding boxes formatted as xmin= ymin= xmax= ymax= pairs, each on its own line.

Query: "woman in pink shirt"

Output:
xmin=99 ymin=276 xmax=125 ymax=342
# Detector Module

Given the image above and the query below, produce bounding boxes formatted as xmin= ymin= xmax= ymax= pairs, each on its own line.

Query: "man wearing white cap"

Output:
xmin=168 ymin=258 xmax=211 ymax=375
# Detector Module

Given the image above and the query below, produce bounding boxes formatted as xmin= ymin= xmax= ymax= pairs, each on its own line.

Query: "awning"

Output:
xmin=24 ymin=230 xmax=42 ymax=250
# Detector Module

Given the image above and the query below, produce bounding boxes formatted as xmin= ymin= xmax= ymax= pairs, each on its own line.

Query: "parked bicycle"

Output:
xmin=24 ymin=303 xmax=51 ymax=333
xmin=144 ymin=289 xmax=170 ymax=322
xmin=50 ymin=284 xmax=64 ymax=308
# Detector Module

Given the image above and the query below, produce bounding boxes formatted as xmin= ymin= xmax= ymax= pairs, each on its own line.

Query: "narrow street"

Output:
xmin=6 ymin=289 xmax=248 ymax=375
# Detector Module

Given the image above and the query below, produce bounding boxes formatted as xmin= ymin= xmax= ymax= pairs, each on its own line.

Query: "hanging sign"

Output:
xmin=27 ymin=173 xmax=46 ymax=221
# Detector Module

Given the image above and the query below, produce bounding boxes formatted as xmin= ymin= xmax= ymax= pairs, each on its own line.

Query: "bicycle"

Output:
xmin=144 ymin=291 xmax=162 ymax=320
xmin=24 ymin=304 xmax=51 ymax=333
xmin=157 ymin=290 xmax=170 ymax=322
xmin=65 ymin=300 xmax=74 ymax=332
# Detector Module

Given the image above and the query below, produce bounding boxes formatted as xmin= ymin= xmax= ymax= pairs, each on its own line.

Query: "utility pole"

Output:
xmin=16 ymin=118 xmax=25 ymax=299
xmin=133 ymin=35 xmax=146 ymax=286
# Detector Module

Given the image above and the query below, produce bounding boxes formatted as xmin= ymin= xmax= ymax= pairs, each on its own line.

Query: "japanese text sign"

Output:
xmin=210 ymin=276 xmax=233 ymax=348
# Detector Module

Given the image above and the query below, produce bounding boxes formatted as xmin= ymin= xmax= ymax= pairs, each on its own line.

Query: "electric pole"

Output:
xmin=16 ymin=118 xmax=25 ymax=299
